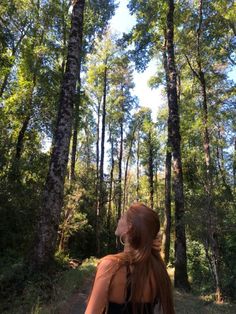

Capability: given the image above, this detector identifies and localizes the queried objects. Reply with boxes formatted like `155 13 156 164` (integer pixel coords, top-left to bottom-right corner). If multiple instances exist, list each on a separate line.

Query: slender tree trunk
84 119 91 170
95 101 101 255
216 124 228 187
136 131 140 201
162 37 172 265
148 131 154 209
107 125 114 248
123 124 137 210
70 68 82 182
166 0 190 291
61 0 68 77
100 62 107 186
163 139 172 265
233 137 236 191
30 0 85 270
118 119 123 219
200 72 223 302
197 0 222 301
96 61 108 256
9 71 37 181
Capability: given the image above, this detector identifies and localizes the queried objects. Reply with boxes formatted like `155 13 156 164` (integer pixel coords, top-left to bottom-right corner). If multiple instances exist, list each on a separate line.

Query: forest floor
45 260 236 314
54 274 236 314
1 257 236 314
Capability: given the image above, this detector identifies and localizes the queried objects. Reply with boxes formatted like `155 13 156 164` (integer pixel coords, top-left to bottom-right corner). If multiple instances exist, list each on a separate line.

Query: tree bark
163 139 172 265
96 62 108 256
123 123 138 210
162 35 172 265
136 131 140 201
95 100 101 256
148 130 154 209
197 0 222 301
118 116 124 219
107 125 114 248
30 0 85 270
70 68 82 182
234 137 236 191
100 62 108 185
166 0 190 291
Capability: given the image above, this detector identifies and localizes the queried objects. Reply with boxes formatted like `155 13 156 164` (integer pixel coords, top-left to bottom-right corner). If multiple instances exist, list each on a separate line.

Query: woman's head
115 202 160 262
115 203 175 313
126 203 160 250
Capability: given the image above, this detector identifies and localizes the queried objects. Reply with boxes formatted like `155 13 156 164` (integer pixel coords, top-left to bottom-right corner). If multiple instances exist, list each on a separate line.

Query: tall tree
166 0 190 290
31 0 85 269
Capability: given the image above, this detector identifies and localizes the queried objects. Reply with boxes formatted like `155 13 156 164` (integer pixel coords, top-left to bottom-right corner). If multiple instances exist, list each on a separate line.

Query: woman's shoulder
99 253 123 266
95 254 124 278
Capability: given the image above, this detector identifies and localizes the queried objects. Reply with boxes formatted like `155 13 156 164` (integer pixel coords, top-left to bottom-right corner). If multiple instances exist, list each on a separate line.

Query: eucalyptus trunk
96 62 108 256
123 124 137 210
107 125 114 248
118 117 124 219
163 140 172 265
147 131 154 209
162 36 172 265
30 0 85 270
166 0 190 291
136 131 140 200
95 100 101 256
234 137 236 191
71 68 82 182
197 0 222 301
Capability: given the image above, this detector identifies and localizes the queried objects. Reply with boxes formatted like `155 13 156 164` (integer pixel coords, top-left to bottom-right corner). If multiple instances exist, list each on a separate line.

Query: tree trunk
234 137 236 191
123 123 138 210
30 0 85 270
118 118 123 219
163 140 172 265
95 100 101 256
107 125 114 249
96 62 108 256
136 131 140 201
162 35 172 265
70 68 82 182
100 62 107 185
9 71 37 181
148 131 154 209
166 0 190 291
15 114 31 159
197 0 222 301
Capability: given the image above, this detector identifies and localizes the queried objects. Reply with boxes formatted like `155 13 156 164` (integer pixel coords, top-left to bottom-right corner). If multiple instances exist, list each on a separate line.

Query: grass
1 259 236 314
0 257 98 314
167 268 236 314
175 290 236 314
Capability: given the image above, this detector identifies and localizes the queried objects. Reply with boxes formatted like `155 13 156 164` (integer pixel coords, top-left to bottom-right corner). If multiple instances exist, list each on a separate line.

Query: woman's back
85 203 175 314
109 263 156 304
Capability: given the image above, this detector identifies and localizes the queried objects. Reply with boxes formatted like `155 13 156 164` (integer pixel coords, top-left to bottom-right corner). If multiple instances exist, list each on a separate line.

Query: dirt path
58 276 94 314
57 273 236 314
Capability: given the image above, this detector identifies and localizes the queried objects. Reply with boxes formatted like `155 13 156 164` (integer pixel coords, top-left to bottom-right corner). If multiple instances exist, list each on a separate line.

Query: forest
0 0 235 313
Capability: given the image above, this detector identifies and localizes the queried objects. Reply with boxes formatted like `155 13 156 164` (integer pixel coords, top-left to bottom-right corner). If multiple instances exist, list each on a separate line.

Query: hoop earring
119 233 126 246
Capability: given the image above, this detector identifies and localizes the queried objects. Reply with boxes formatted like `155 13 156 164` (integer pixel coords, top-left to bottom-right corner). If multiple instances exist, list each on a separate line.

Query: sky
109 0 236 119
109 0 164 121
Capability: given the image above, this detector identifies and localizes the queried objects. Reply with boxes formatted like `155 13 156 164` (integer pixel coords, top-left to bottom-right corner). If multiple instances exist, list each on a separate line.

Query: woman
85 203 175 314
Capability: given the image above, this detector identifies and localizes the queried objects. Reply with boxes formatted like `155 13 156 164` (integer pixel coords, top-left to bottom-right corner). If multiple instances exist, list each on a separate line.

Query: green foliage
0 257 98 314
0 0 235 306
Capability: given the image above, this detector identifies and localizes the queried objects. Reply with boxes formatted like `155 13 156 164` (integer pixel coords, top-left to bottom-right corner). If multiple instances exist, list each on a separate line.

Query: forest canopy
0 0 235 309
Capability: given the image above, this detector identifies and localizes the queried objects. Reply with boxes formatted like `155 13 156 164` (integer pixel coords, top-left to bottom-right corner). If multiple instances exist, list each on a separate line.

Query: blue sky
110 0 236 120
110 1 163 120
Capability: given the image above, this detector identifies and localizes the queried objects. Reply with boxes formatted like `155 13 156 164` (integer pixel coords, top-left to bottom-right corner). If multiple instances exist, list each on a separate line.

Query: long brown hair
119 203 175 314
